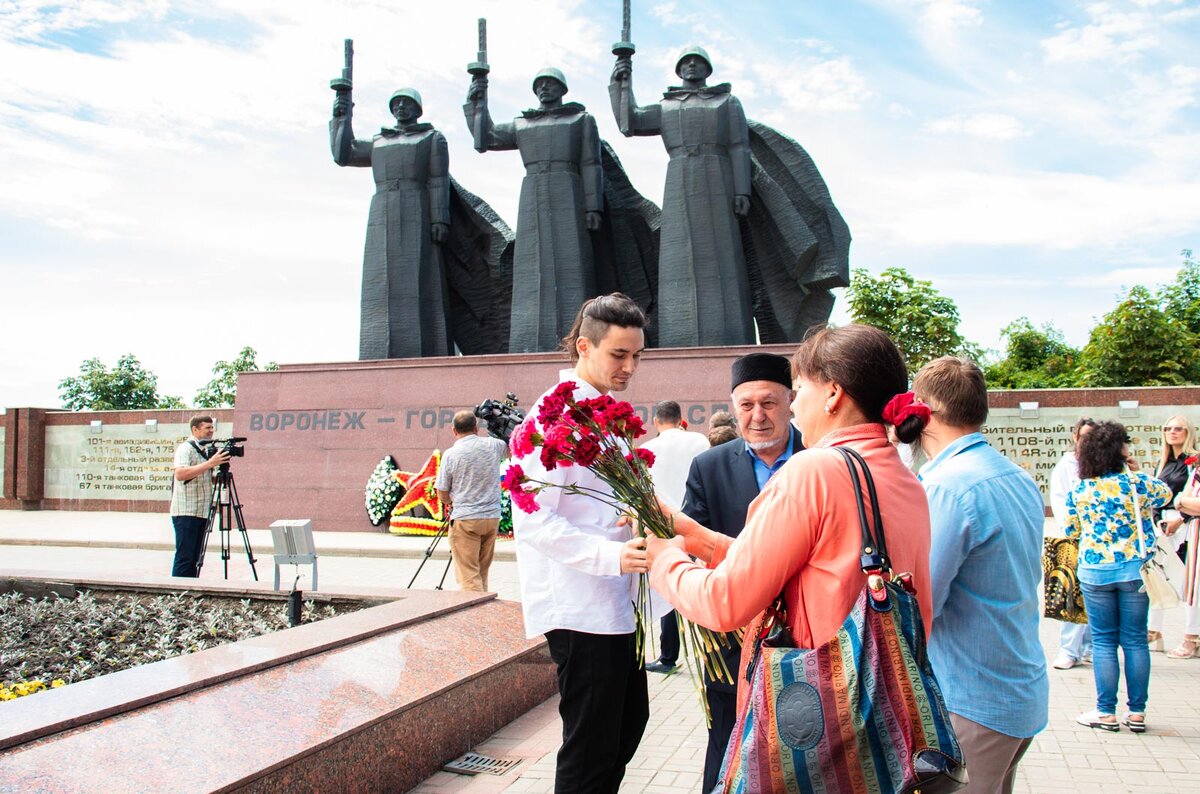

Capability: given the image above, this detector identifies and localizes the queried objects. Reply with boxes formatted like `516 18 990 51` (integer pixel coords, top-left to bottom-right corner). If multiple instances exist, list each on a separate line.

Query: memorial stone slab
982 405 1176 509
42 422 233 502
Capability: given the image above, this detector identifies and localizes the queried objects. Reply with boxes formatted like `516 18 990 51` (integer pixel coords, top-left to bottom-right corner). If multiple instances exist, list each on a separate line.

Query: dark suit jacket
681 426 804 691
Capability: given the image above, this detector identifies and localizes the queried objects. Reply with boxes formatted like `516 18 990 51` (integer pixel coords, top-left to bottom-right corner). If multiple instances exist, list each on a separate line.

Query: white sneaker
1052 652 1078 670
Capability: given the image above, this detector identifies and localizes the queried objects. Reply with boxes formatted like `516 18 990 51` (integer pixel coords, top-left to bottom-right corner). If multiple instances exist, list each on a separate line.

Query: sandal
1076 710 1119 732
1123 714 1147 734
1148 630 1164 653
1167 635 1200 659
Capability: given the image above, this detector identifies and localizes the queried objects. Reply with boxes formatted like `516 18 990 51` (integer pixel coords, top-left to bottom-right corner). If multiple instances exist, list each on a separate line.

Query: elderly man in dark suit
681 352 803 793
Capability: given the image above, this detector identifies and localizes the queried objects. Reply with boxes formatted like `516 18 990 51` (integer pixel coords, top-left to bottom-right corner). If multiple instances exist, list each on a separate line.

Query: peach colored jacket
649 424 933 696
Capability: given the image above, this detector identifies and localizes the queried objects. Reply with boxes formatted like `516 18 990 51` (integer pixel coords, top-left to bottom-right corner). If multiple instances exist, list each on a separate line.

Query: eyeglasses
1164 426 1186 433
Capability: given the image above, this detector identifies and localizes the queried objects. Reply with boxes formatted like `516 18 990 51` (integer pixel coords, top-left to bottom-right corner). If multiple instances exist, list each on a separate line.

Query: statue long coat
465 101 603 353
331 116 452 359
612 82 755 347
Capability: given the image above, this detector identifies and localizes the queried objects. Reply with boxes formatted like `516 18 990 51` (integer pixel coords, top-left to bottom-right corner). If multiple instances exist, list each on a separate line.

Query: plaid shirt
170 439 213 518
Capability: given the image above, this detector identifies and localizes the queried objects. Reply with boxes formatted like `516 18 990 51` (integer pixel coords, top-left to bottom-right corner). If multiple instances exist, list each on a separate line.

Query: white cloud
0 0 169 40
920 0 983 33
1041 4 1159 63
853 168 1200 251
1062 266 1180 288
766 57 874 113
925 112 1029 140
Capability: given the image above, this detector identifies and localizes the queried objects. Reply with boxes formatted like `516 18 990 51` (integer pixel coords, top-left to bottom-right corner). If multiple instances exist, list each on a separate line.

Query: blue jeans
1081 579 1150 715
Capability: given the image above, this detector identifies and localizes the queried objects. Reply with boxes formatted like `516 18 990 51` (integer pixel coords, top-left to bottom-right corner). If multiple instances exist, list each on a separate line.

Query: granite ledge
0 573 491 752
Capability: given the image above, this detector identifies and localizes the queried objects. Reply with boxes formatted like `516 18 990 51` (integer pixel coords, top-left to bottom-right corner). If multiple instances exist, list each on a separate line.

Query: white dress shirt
513 376 641 638
1049 450 1079 531
641 426 710 510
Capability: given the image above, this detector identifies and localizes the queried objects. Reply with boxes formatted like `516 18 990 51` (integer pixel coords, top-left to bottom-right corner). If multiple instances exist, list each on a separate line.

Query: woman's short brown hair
913 356 988 429
791 324 909 425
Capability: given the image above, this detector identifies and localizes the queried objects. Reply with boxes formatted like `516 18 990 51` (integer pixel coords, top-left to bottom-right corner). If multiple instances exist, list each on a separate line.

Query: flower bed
0 589 363 700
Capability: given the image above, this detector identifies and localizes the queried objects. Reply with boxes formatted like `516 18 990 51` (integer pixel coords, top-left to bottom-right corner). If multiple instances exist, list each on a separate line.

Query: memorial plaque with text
982 406 1175 507
43 423 233 502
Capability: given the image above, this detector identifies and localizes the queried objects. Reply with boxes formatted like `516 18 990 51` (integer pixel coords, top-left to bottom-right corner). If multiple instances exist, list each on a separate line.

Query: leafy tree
1159 248 1200 337
59 354 184 411
846 267 977 370
193 346 278 408
985 317 1082 389
1079 285 1198 386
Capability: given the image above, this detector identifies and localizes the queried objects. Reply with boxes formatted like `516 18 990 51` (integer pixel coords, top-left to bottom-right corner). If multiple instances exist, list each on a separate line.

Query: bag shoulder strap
834 446 890 574
1130 473 1148 558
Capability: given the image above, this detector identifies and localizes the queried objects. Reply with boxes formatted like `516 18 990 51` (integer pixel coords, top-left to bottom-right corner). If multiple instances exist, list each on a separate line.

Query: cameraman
170 415 230 577
435 410 508 591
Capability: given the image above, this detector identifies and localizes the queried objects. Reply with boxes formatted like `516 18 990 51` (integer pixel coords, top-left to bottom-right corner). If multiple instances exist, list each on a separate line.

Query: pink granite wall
231 345 787 532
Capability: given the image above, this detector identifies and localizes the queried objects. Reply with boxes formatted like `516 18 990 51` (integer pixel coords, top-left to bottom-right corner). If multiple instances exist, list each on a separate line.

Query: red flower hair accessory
882 391 931 427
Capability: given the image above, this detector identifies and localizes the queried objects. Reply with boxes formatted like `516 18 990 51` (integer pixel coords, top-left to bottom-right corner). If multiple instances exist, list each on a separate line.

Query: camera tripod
406 517 453 590
196 467 259 580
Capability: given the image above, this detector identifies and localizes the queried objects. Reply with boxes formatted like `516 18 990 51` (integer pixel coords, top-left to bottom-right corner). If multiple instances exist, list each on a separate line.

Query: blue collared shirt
744 426 798 491
919 432 1049 738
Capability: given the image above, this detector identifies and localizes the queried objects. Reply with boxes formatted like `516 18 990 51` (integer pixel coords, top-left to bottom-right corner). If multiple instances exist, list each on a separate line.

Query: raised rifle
612 0 636 135
467 18 490 153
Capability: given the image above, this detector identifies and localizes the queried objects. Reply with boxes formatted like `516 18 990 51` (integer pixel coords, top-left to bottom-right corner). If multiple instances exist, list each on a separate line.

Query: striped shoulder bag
716 446 967 794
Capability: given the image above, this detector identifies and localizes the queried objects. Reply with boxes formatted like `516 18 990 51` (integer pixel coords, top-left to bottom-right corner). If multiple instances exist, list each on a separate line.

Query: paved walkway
3 511 1200 792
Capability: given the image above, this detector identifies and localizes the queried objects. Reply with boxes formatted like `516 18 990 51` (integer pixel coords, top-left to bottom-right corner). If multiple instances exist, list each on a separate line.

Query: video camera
200 437 248 461
474 393 525 442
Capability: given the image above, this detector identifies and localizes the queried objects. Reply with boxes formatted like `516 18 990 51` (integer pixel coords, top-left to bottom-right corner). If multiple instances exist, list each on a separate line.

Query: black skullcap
731 353 792 391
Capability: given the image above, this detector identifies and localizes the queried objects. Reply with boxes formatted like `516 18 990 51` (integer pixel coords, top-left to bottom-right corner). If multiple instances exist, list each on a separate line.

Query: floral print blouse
1064 471 1172 567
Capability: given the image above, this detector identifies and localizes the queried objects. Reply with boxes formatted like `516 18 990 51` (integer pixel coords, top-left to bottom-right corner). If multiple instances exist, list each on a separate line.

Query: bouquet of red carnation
503 381 734 710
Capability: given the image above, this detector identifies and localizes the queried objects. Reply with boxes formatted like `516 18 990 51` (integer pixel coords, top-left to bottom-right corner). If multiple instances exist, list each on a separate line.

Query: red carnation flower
509 419 540 458
1186 455 1198 467
626 447 655 470
501 464 542 514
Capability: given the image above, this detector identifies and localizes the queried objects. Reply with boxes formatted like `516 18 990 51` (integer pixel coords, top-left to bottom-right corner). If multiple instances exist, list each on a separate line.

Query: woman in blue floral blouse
1064 421 1172 733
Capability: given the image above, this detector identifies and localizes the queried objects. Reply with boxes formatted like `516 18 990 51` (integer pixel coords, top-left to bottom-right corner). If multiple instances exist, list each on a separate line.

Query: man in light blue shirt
914 357 1049 794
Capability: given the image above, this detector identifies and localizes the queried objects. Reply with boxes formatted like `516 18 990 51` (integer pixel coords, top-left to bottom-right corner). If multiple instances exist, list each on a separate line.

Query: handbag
716 446 967 794
1133 483 1181 610
1042 537 1088 623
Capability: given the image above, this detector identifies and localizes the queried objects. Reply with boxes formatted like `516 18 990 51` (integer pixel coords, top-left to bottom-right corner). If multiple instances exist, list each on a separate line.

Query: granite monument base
0 571 556 792
231 344 791 532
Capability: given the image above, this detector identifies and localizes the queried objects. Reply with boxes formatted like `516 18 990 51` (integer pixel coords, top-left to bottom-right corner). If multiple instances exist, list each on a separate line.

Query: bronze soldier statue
610 45 755 348
465 67 604 353
331 86 453 359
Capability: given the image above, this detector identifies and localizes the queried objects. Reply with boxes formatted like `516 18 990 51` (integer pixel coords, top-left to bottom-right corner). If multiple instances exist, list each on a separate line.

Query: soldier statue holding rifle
464 19 605 354
329 41 453 359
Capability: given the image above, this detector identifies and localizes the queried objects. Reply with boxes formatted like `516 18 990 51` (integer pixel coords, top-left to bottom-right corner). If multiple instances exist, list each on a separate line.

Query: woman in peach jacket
646 324 935 707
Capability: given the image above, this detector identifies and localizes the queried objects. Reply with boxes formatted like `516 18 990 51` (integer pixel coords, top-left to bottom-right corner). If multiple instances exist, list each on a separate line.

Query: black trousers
658 609 680 665
171 515 206 577
545 629 649 793
703 686 738 793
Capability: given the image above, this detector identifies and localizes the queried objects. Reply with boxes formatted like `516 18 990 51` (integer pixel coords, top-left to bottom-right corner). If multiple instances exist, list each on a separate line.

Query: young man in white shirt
1049 418 1096 669
640 399 709 673
511 293 652 792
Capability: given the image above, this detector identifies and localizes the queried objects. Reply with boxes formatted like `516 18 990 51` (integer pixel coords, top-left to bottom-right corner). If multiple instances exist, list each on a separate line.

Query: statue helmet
388 88 423 113
675 45 713 76
531 66 568 94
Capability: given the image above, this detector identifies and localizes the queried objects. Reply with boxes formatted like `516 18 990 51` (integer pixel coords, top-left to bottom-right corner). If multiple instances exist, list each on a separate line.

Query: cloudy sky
3 0 1199 407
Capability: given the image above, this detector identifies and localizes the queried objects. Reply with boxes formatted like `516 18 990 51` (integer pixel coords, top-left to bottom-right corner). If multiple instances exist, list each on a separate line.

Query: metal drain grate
442 752 522 776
